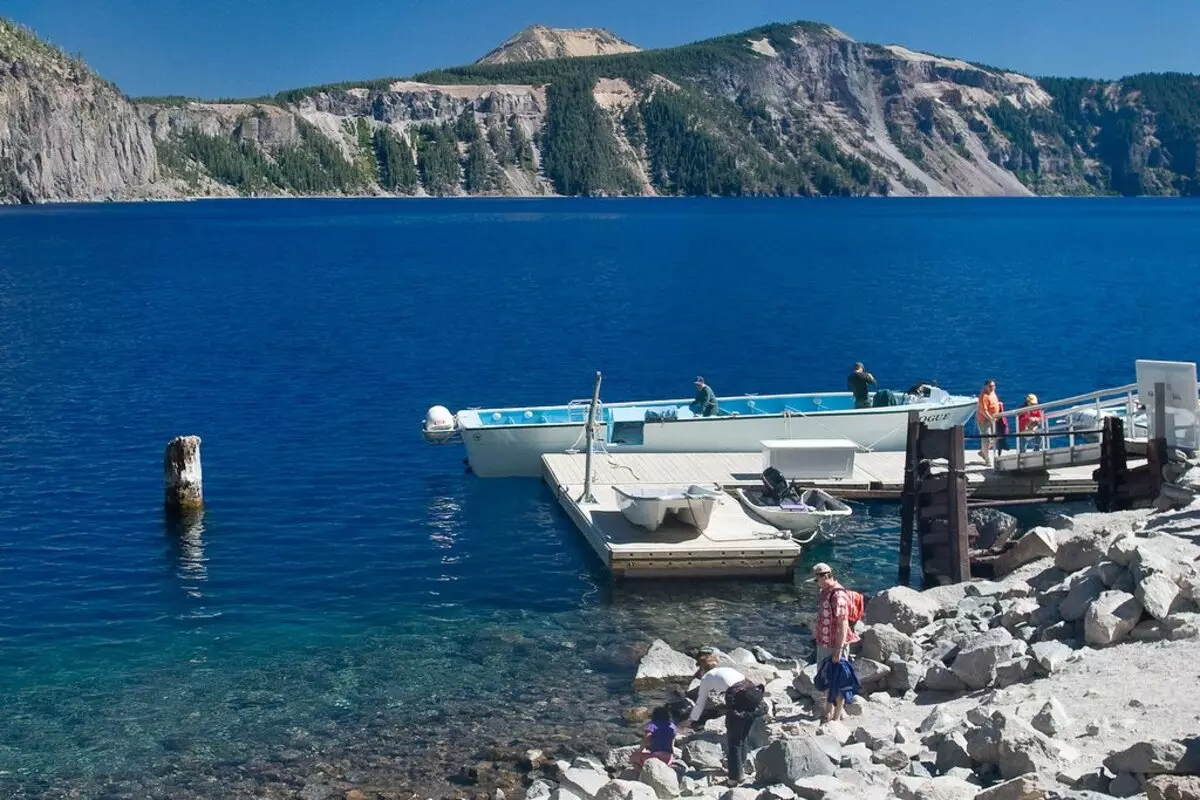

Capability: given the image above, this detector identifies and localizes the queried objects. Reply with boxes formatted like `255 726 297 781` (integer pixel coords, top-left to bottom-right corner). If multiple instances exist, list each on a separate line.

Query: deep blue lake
1 198 1198 797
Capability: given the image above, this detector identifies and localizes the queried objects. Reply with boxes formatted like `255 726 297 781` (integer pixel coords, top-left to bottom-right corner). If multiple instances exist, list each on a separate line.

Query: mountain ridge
2 17 1200 202
476 25 640 65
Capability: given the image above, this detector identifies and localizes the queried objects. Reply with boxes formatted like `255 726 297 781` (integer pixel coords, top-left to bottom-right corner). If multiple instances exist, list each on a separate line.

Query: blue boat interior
473 392 869 428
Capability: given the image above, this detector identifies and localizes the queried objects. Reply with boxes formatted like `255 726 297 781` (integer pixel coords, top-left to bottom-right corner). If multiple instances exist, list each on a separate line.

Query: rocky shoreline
496 499 1200 800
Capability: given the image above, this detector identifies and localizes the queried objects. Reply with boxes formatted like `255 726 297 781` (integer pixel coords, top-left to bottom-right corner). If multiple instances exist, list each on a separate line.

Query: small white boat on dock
734 487 851 536
613 484 723 532
424 383 977 477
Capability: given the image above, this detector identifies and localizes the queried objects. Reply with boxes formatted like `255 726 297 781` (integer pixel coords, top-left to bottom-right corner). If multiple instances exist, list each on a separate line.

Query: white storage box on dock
760 439 858 480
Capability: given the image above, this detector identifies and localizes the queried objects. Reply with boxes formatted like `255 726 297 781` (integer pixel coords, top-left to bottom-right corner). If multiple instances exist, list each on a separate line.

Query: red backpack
829 587 865 625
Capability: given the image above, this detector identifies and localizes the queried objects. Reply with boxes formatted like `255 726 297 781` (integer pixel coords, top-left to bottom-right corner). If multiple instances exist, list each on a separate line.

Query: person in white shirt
679 650 765 785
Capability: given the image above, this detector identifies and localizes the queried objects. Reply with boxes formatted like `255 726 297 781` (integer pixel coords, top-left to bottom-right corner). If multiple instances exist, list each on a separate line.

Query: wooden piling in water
899 415 971 587
164 435 203 516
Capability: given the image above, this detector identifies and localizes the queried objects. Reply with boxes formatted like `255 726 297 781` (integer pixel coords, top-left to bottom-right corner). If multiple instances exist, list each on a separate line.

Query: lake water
1 198 1198 797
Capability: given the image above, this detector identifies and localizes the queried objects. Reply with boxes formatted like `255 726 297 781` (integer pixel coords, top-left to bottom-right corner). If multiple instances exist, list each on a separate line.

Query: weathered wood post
898 411 920 585
164 435 203 517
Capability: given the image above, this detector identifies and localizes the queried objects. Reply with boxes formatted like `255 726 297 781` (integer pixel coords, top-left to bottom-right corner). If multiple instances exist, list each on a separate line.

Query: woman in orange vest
977 379 1002 464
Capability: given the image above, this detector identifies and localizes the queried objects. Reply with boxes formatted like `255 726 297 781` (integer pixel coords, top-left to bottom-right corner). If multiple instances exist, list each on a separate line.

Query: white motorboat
735 487 852 536
423 384 976 478
612 484 723 532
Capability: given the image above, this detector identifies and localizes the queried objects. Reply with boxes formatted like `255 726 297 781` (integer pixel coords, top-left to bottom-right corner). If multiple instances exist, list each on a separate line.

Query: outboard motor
422 405 459 443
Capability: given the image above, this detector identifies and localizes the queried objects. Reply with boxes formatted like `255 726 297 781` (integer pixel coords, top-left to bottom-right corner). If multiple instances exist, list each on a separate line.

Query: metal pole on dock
579 372 602 505
164 435 204 518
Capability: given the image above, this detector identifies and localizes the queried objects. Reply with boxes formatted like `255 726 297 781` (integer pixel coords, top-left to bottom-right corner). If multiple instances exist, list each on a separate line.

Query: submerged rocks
864 587 940 635
1083 591 1143 647
634 640 696 688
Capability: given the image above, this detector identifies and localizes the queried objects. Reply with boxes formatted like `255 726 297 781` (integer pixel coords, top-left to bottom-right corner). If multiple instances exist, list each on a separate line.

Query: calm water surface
1 198 1198 796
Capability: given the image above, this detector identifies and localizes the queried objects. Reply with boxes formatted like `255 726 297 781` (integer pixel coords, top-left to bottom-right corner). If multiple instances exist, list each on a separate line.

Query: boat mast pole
579 371 603 504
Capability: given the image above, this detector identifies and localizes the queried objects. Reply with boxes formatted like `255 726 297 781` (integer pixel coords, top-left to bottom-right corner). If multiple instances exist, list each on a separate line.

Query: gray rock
718 790 759 800
789 775 846 800
1103 738 1200 775
922 583 970 615
1106 773 1141 798
550 789 585 800
1001 580 1035 599
1055 533 1112 573
871 745 911 771
935 731 972 774
973 773 1050 800
854 718 898 751
998 597 1042 629
1146 775 1200 800
860 625 917 663
887 658 925 693
819 720 853 745
995 527 1058 576
864 587 941 635
921 664 968 693
792 663 823 702
1036 621 1074 642
758 785 796 800
970 507 1021 550
1130 619 1168 641
683 739 726 771
634 640 697 688
1055 766 1110 793
597 781 659 800
1096 560 1128 588
1030 640 1075 673
574 757 607 772
754 739 837 786
1107 534 1141 566
527 780 555 800
1059 573 1107 622
905 760 932 779
966 709 1080 779
839 742 871 768
918 706 959 735
640 759 681 799
889 775 979 800
1137 572 1187 621
965 580 1006 598
855 658 891 694
812 733 843 767
1084 590 1143 647
994 656 1037 688
1167 612 1200 640
562 767 611 799
1131 534 1200 584
950 628 1024 690
1031 698 1071 737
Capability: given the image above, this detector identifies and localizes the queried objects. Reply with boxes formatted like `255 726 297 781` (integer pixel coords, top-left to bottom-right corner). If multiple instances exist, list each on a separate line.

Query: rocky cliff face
0 19 158 203
2 18 1198 202
477 25 640 65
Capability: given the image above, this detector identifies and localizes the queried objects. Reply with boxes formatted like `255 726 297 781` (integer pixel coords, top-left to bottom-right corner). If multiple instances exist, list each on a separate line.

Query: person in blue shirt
690 376 717 417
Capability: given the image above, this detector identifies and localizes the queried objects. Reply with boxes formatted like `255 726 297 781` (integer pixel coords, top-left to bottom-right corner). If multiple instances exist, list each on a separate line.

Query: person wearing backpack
809 562 862 723
679 650 765 786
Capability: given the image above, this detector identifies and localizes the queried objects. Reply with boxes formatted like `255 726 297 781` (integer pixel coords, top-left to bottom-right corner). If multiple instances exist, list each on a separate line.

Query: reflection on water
164 512 215 620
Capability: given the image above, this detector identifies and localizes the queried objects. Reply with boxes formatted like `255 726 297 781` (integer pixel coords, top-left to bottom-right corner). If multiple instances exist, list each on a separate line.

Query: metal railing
986 383 1140 471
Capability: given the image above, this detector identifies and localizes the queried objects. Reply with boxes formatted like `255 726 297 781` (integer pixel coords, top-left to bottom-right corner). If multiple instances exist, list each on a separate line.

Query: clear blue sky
7 0 1199 99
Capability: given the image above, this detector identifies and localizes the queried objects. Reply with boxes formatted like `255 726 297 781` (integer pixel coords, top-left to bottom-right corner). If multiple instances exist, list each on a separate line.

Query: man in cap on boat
691 376 717 417
809 563 860 722
848 363 876 409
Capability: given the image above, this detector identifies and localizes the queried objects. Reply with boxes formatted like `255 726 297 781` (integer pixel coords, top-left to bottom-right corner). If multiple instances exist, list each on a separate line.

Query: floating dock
542 448 1136 580
542 454 802 579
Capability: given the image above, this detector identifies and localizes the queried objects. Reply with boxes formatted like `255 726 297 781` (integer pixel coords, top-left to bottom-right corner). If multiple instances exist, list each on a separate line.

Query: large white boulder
864 587 940 635
1084 590 1144 647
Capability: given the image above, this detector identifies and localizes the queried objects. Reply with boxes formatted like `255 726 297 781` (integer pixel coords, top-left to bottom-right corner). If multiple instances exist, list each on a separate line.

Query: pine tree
373 127 418 193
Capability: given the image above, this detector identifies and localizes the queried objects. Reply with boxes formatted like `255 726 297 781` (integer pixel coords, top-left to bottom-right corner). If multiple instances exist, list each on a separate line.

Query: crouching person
680 650 766 785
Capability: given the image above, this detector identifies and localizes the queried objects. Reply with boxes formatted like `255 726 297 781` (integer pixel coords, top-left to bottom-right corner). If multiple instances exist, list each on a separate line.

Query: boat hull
461 400 976 478
734 488 851 534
